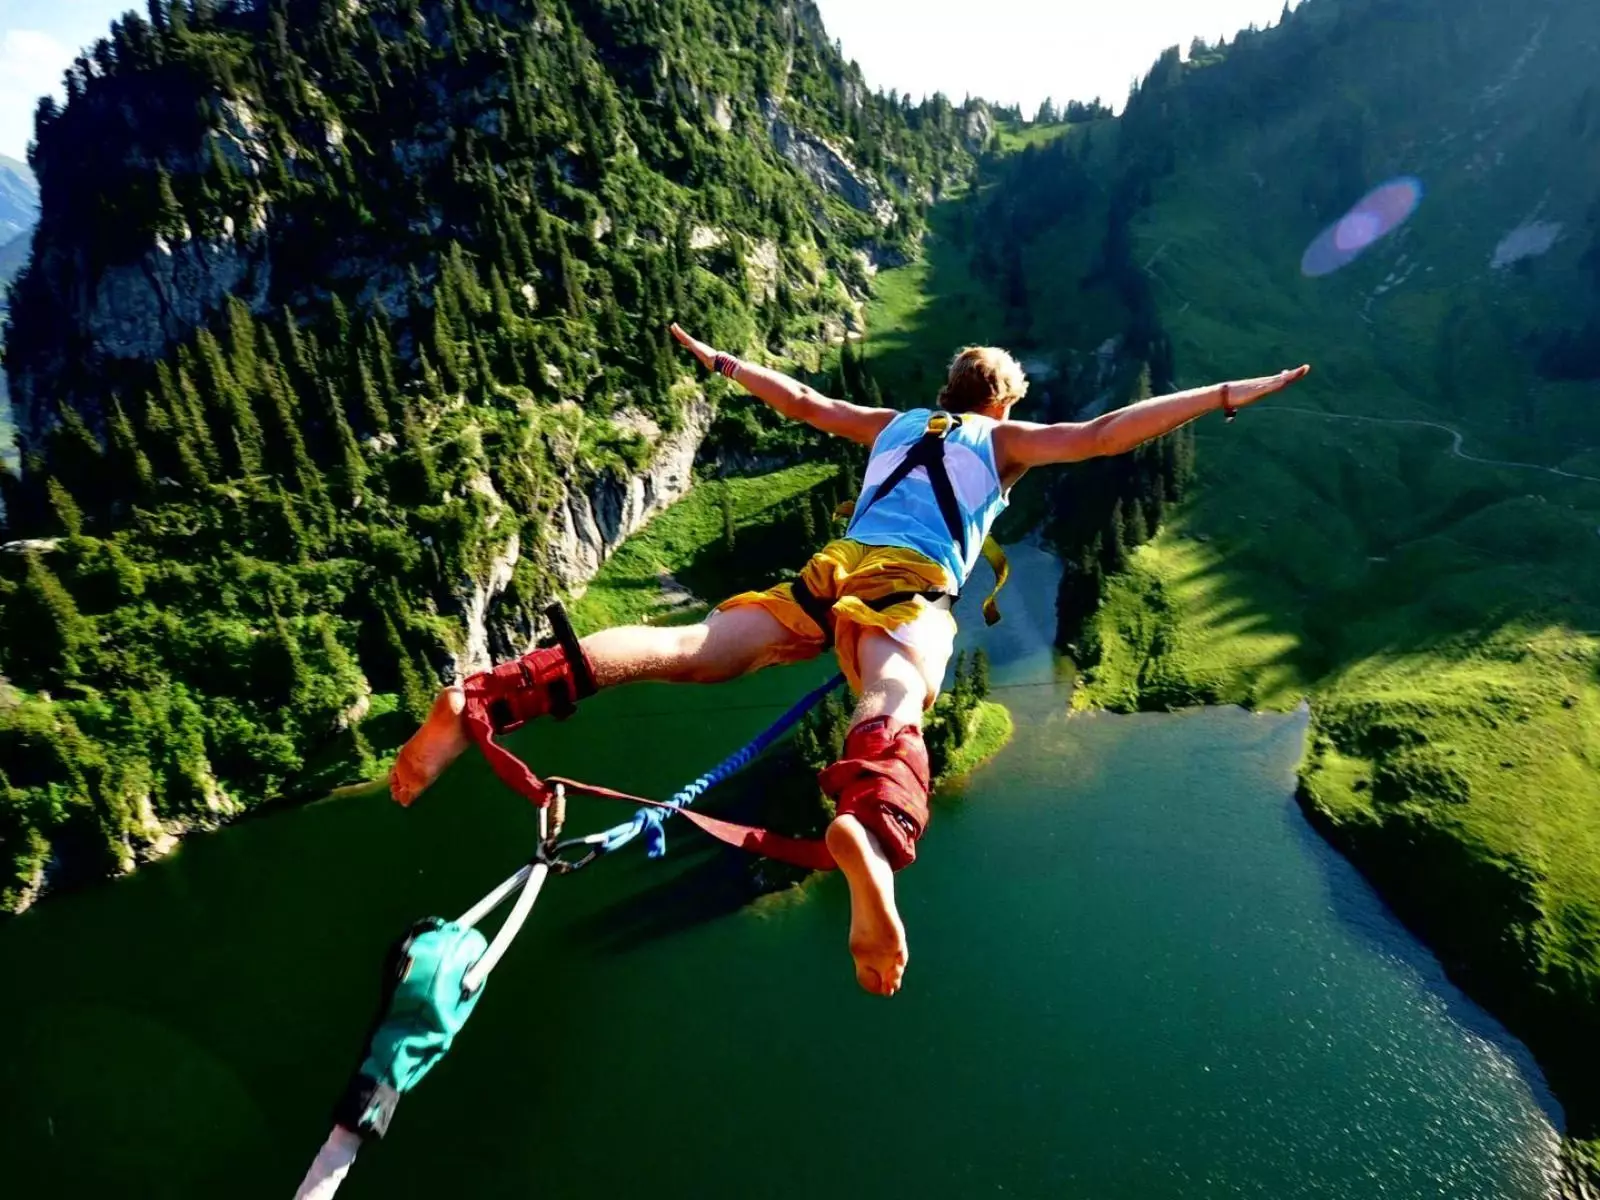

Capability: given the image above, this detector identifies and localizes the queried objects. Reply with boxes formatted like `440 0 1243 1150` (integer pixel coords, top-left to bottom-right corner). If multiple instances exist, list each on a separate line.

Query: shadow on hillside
1174 426 1600 689
859 202 1013 411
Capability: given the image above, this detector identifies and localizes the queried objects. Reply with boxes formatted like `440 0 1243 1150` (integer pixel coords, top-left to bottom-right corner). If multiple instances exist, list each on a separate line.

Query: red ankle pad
463 642 597 732
818 717 931 871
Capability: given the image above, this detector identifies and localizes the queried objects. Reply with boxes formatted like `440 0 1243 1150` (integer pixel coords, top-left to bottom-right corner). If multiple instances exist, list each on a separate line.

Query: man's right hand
1224 364 1312 411
670 323 717 372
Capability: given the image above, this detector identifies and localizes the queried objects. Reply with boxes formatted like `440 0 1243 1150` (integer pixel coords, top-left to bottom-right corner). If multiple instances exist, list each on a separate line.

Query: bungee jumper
389 325 1312 997
296 335 1310 1195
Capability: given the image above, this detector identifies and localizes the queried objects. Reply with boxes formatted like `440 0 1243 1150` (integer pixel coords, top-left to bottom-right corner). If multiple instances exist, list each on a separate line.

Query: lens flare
1301 177 1424 277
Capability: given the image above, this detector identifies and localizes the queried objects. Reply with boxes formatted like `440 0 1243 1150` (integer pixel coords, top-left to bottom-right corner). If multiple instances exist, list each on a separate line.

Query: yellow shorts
716 540 959 706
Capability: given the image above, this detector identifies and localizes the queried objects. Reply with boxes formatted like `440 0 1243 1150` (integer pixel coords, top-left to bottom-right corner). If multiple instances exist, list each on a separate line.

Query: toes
389 761 421 807
853 954 906 997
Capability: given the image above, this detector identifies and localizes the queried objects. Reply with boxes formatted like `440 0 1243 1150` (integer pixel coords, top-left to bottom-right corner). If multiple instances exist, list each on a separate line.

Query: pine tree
11 555 93 681
1177 426 1197 491
1160 435 1182 502
508 214 536 280
396 401 439 502
108 398 156 498
257 326 319 491
1144 486 1166 536
225 297 261 394
557 232 585 316
469 335 497 404
154 166 183 238
950 650 972 718
262 606 312 708
1133 364 1154 402
328 294 352 351
385 613 433 722
146 366 207 488
274 484 308 562
1123 495 1149 548
971 649 991 701
431 289 464 395
170 359 221 475
1104 501 1127 571
597 271 623 348
316 380 367 505
489 267 519 336
46 478 84 539
417 347 444 401
349 719 378 778
368 316 400 405
357 356 389 433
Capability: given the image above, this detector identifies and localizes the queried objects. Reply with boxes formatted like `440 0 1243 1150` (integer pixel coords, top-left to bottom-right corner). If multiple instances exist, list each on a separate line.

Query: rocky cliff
0 0 982 910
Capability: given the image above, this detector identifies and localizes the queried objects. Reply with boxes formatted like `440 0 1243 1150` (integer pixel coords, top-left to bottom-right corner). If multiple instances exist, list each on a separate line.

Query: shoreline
1072 548 1600 1190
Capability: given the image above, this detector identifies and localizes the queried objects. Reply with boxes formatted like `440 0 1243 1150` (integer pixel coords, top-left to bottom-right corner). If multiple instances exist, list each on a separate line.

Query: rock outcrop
89 207 272 361
450 399 713 673
963 103 996 151
763 97 895 226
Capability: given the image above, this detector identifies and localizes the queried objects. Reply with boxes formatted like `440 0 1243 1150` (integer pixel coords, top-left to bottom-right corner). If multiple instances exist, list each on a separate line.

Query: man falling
391 324 1310 996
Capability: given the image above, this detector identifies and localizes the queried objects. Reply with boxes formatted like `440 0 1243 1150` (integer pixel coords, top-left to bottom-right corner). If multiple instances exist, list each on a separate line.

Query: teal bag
335 918 490 1139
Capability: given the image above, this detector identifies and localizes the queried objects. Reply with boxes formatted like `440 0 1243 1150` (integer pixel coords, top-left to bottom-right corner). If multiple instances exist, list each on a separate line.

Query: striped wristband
1220 383 1237 423
712 353 741 379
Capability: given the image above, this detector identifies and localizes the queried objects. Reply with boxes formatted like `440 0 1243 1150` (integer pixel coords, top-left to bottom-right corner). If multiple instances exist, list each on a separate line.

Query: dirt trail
1258 405 1600 486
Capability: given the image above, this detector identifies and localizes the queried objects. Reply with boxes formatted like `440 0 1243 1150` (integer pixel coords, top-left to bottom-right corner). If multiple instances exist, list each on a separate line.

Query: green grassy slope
568 462 839 632
1065 1 1600 1161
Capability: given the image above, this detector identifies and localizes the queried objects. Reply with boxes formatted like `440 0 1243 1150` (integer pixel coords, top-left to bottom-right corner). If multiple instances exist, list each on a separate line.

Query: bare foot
825 814 910 996
389 687 469 807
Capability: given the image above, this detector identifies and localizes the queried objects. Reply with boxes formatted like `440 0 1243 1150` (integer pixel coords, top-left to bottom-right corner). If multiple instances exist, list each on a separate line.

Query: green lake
0 543 1565 1198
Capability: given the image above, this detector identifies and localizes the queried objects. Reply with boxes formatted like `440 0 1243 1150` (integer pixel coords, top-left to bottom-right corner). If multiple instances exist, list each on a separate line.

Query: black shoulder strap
854 414 969 563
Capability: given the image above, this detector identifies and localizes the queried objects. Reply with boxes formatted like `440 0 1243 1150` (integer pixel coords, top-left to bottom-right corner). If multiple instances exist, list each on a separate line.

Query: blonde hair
937 346 1029 414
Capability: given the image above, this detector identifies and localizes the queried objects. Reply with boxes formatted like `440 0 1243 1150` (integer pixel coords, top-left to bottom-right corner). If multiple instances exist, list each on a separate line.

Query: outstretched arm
671 324 895 446
995 366 1311 471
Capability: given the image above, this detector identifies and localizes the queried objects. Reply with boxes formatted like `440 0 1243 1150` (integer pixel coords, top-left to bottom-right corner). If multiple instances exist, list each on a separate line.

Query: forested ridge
0 0 990 911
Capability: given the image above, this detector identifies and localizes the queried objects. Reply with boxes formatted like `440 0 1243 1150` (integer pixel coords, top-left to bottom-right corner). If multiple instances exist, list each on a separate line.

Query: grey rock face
763 97 895 226
85 206 271 362
9 99 276 446
546 398 711 590
963 104 995 151
451 399 713 676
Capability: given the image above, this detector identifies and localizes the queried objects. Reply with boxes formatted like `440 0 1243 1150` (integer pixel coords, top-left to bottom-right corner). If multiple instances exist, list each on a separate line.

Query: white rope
456 863 536 929
293 1126 362 1200
461 862 549 995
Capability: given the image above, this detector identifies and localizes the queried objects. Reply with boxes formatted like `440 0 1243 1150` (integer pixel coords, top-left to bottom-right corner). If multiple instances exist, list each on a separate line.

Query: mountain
0 158 31 470
931 0 1600 1179
0 229 29 320
0 0 985 909
0 154 37 244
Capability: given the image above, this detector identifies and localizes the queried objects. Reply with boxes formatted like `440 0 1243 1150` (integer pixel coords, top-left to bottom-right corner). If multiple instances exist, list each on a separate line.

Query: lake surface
0 543 1564 1198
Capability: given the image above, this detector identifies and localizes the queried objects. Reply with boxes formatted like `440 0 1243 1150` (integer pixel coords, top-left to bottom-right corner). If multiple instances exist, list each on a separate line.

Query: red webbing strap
546 776 839 873
459 695 836 870
462 696 554 807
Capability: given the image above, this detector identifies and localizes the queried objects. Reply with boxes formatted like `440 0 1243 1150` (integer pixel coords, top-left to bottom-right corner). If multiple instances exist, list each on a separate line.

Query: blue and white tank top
845 409 1010 588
